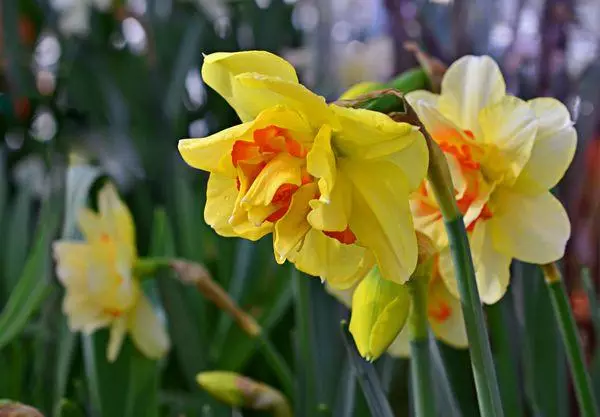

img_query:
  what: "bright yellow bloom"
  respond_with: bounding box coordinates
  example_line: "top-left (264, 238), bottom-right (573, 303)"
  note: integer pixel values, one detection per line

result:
top-left (331, 256), bottom-right (467, 359)
top-left (53, 183), bottom-right (170, 362)
top-left (178, 51), bottom-right (428, 286)
top-left (407, 55), bottom-right (576, 304)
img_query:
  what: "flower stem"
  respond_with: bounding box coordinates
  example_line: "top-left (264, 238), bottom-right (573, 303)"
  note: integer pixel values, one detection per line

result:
top-left (406, 104), bottom-right (505, 417)
top-left (257, 335), bottom-right (295, 402)
top-left (408, 276), bottom-right (436, 417)
top-left (542, 263), bottom-right (599, 417)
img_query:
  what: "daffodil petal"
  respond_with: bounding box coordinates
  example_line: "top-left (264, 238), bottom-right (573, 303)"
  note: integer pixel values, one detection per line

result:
top-left (179, 122), bottom-right (252, 175)
top-left (234, 73), bottom-right (333, 128)
top-left (343, 160), bottom-right (417, 284)
top-left (306, 124), bottom-right (336, 202)
top-left (129, 294), bottom-right (170, 360)
top-left (428, 275), bottom-right (468, 349)
top-left (405, 90), bottom-right (440, 108)
top-left (325, 282), bottom-right (355, 308)
top-left (470, 221), bottom-right (511, 304)
top-left (202, 51), bottom-right (299, 122)
top-left (384, 129), bottom-right (429, 190)
top-left (307, 169), bottom-right (351, 232)
top-left (242, 153), bottom-right (303, 207)
top-left (339, 81), bottom-right (385, 100)
top-left (273, 183), bottom-right (318, 263)
top-left (53, 242), bottom-right (91, 288)
top-left (490, 189), bottom-right (570, 264)
top-left (387, 325), bottom-right (411, 358)
top-left (205, 173), bottom-right (272, 240)
top-left (514, 98), bottom-right (577, 194)
top-left (63, 293), bottom-right (109, 332)
top-left (331, 105), bottom-right (419, 160)
top-left (479, 96), bottom-right (537, 182)
top-left (288, 228), bottom-right (374, 289)
top-left (438, 55), bottom-right (506, 133)
top-left (349, 267), bottom-right (411, 360)
top-left (107, 317), bottom-right (127, 362)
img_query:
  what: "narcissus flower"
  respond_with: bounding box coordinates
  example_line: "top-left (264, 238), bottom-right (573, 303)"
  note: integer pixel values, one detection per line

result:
top-left (179, 51), bottom-right (428, 286)
top-left (407, 55), bottom-right (576, 304)
top-left (332, 256), bottom-right (467, 360)
top-left (53, 183), bottom-right (170, 362)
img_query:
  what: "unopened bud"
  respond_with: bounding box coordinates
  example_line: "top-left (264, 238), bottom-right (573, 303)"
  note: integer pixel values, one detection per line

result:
top-left (197, 372), bottom-right (291, 417)
top-left (0, 402), bottom-right (44, 417)
top-left (339, 82), bottom-right (385, 100)
top-left (349, 266), bottom-right (411, 361)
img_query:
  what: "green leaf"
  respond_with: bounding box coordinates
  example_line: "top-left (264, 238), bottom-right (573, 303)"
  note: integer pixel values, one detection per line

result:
top-left (2, 188), bottom-right (33, 294)
top-left (55, 399), bottom-right (85, 417)
top-left (52, 320), bottom-right (78, 417)
top-left (123, 348), bottom-right (160, 417)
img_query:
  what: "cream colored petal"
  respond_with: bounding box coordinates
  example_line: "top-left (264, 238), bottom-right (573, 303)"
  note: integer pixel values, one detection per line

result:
top-left (77, 208), bottom-right (103, 243)
top-left (202, 51), bottom-right (299, 122)
top-left (331, 105), bottom-right (419, 160)
top-left (288, 228), bottom-right (374, 289)
top-left (325, 282), bottom-right (355, 308)
top-left (428, 275), bottom-right (468, 349)
top-left (128, 295), bottom-right (170, 360)
top-left (107, 317), bottom-right (127, 362)
top-left (387, 324), bottom-right (411, 358)
top-left (514, 98), bottom-right (577, 194)
top-left (273, 183), bottom-right (318, 263)
top-left (63, 293), bottom-right (109, 332)
top-left (470, 221), bottom-right (511, 305)
top-left (97, 183), bottom-right (137, 264)
top-left (306, 124), bottom-right (336, 202)
top-left (53, 241), bottom-right (91, 288)
top-left (343, 159), bottom-right (417, 284)
top-left (479, 96), bottom-right (537, 183)
top-left (438, 55), bottom-right (506, 133)
top-left (490, 189), bottom-right (571, 264)
top-left (405, 90), bottom-right (440, 108)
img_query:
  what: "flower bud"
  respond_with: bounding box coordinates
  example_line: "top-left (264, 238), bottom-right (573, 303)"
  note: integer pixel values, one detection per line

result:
top-left (197, 372), bottom-right (291, 416)
top-left (349, 266), bottom-right (411, 361)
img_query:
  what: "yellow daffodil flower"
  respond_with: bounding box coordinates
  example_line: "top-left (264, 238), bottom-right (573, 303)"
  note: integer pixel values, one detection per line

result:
top-left (53, 183), bottom-right (170, 362)
top-left (407, 55), bottom-right (576, 304)
top-left (178, 51), bottom-right (428, 286)
top-left (330, 256), bottom-right (467, 360)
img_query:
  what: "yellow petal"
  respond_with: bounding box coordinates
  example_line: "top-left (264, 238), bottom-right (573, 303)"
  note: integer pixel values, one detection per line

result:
top-left (387, 325), bottom-right (411, 358)
top-left (306, 124), bottom-right (336, 202)
top-left (205, 173), bottom-right (272, 240)
top-left (273, 183), bottom-right (318, 263)
top-left (490, 189), bottom-right (570, 264)
top-left (343, 160), bottom-right (417, 284)
top-left (242, 153), bottom-right (303, 208)
top-left (428, 274), bottom-right (468, 349)
top-left (470, 221), bottom-right (511, 304)
top-left (514, 98), bottom-right (577, 194)
top-left (77, 208), bottom-right (103, 243)
top-left (307, 169), bottom-right (351, 232)
top-left (63, 293), bottom-right (110, 332)
top-left (331, 105), bottom-right (419, 160)
top-left (478, 96), bottom-right (537, 183)
top-left (235, 73), bottom-right (333, 128)
top-left (128, 294), bottom-right (170, 360)
top-left (438, 55), bottom-right (506, 133)
top-left (107, 317), bottom-right (127, 362)
top-left (53, 241), bottom-right (91, 288)
top-left (384, 129), bottom-right (429, 190)
top-left (288, 228), bottom-right (374, 289)
top-left (202, 51), bottom-right (299, 122)
top-left (349, 266), bottom-right (411, 361)
top-left (179, 122), bottom-right (251, 175)
top-left (324, 282), bottom-right (355, 308)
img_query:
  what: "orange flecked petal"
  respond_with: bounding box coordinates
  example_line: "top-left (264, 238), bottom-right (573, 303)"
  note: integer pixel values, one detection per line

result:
top-left (323, 226), bottom-right (357, 245)
top-left (231, 141), bottom-right (261, 167)
top-left (271, 183), bottom-right (299, 205)
top-left (428, 300), bottom-right (452, 323)
top-left (266, 205), bottom-right (291, 223)
top-left (285, 137), bottom-right (307, 158)
top-left (254, 125), bottom-right (287, 153)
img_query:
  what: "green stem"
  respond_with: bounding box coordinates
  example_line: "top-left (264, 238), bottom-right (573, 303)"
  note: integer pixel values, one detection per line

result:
top-left (408, 277), bottom-right (436, 417)
top-left (257, 335), bottom-right (295, 402)
top-left (544, 265), bottom-right (599, 417)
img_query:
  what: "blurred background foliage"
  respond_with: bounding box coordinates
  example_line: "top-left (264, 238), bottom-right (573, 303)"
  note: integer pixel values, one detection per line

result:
top-left (0, 0), bottom-right (599, 416)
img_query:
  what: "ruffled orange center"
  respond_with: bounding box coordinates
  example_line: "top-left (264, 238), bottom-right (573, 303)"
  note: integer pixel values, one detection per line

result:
top-left (231, 125), bottom-right (356, 245)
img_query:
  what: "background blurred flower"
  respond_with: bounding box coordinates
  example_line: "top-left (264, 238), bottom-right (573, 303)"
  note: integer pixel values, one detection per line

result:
top-left (407, 55), bottom-right (576, 304)
top-left (52, 182), bottom-right (169, 361)
top-left (179, 50), bottom-right (428, 286)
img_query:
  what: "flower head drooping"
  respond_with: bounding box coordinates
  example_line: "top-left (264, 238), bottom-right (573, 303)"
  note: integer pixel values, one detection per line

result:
top-left (407, 55), bottom-right (576, 304)
top-left (178, 51), bottom-right (429, 286)
top-left (53, 183), bottom-right (170, 362)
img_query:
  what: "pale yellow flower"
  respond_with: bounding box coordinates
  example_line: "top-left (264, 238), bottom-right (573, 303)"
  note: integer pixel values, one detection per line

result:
top-left (53, 183), bottom-right (170, 362)
top-left (178, 51), bottom-right (429, 286)
top-left (407, 55), bottom-right (576, 304)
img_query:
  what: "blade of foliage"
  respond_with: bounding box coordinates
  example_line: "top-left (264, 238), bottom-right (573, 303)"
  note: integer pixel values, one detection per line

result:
top-left (429, 341), bottom-right (462, 417)
top-left (3, 188), bottom-right (33, 294)
top-left (341, 324), bottom-right (394, 417)
top-left (516, 262), bottom-right (568, 417)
